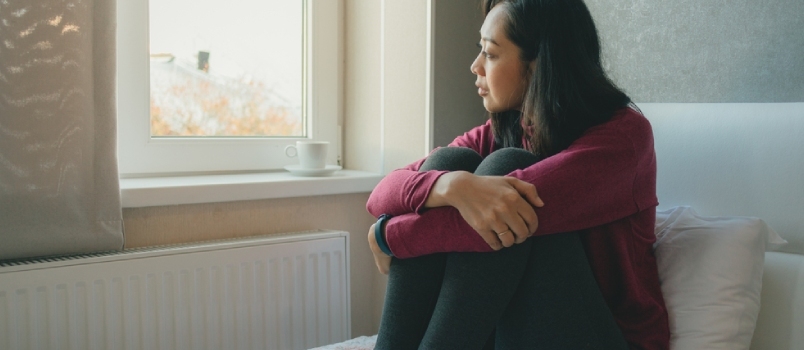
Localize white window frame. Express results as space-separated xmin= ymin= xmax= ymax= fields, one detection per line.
xmin=116 ymin=0 xmax=342 ymax=177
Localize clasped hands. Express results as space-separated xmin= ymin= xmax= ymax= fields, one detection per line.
xmin=368 ymin=171 xmax=543 ymax=275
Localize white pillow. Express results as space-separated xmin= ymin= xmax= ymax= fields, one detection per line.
xmin=654 ymin=206 xmax=786 ymax=350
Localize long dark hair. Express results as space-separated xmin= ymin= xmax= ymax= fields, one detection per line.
xmin=484 ymin=0 xmax=631 ymax=157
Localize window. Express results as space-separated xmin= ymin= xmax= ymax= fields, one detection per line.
xmin=117 ymin=0 xmax=342 ymax=176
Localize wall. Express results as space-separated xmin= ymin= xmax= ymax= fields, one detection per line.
xmin=585 ymin=0 xmax=804 ymax=102
xmin=380 ymin=0 xmax=431 ymax=173
xmin=343 ymin=1 xmax=381 ymax=173
xmin=343 ymin=1 xmax=431 ymax=174
xmin=432 ymin=0 xmax=487 ymax=147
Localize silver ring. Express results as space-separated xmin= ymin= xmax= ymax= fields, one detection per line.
xmin=497 ymin=230 xmax=511 ymax=237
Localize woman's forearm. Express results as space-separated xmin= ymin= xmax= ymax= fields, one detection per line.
xmin=384 ymin=209 xmax=495 ymax=259
xmin=421 ymin=171 xmax=470 ymax=209
xmin=366 ymin=168 xmax=447 ymax=217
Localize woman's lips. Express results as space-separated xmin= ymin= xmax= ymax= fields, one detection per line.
xmin=477 ymin=87 xmax=489 ymax=96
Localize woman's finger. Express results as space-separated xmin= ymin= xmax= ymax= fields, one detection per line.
xmin=495 ymin=190 xmax=536 ymax=244
xmin=500 ymin=212 xmax=529 ymax=245
xmin=508 ymin=178 xmax=544 ymax=207
xmin=495 ymin=227 xmax=516 ymax=248
xmin=516 ymin=199 xmax=539 ymax=237
xmin=510 ymin=221 xmax=530 ymax=244
xmin=479 ymin=230 xmax=504 ymax=251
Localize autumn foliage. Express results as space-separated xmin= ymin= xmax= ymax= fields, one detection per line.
xmin=150 ymin=74 xmax=302 ymax=137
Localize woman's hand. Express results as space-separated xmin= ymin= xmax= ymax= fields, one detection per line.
xmin=368 ymin=223 xmax=392 ymax=275
xmin=424 ymin=171 xmax=543 ymax=249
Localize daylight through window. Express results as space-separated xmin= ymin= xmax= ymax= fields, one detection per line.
xmin=148 ymin=0 xmax=304 ymax=137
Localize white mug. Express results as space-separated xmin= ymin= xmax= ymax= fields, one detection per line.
xmin=284 ymin=141 xmax=328 ymax=169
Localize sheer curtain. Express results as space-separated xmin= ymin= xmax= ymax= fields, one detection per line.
xmin=0 ymin=0 xmax=124 ymax=260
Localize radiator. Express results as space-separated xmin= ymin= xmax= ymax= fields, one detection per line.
xmin=0 ymin=230 xmax=351 ymax=350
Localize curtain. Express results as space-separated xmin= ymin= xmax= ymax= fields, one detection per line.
xmin=0 ymin=0 xmax=124 ymax=260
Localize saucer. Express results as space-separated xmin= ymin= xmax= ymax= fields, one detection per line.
xmin=284 ymin=164 xmax=342 ymax=177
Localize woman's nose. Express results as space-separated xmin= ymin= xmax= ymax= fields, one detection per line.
xmin=470 ymin=54 xmax=483 ymax=76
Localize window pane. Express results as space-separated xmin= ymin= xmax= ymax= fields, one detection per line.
xmin=148 ymin=0 xmax=304 ymax=137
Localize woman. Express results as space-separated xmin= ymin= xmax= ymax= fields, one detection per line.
xmin=366 ymin=0 xmax=669 ymax=349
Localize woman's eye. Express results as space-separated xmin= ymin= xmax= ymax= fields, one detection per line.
xmin=477 ymin=42 xmax=493 ymax=59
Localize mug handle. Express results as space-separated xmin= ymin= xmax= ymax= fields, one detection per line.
xmin=284 ymin=145 xmax=298 ymax=158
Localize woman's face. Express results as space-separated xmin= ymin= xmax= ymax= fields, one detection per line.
xmin=471 ymin=4 xmax=530 ymax=113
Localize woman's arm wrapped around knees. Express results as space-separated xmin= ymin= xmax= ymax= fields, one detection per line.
xmin=382 ymin=111 xmax=656 ymax=259
xmin=371 ymin=145 xmax=545 ymax=257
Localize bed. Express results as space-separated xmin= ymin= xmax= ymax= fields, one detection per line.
xmin=321 ymin=103 xmax=804 ymax=349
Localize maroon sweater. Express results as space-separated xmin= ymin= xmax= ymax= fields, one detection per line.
xmin=366 ymin=108 xmax=670 ymax=349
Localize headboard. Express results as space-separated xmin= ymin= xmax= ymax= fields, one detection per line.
xmin=644 ymin=102 xmax=804 ymax=349
xmin=643 ymin=103 xmax=804 ymax=255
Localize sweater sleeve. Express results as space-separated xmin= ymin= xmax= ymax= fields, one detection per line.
xmin=384 ymin=111 xmax=657 ymax=259
xmin=365 ymin=120 xmax=494 ymax=217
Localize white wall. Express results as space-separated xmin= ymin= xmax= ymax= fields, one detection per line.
xmin=432 ymin=0 xmax=487 ymax=147
xmin=344 ymin=0 xmax=431 ymax=175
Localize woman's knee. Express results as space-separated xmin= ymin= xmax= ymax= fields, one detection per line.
xmin=474 ymin=148 xmax=541 ymax=176
xmin=420 ymin=147 xmax=483 ymax=172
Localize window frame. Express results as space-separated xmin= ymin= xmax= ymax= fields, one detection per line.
xmin=116 ymin=0 xmax=342 ymax=177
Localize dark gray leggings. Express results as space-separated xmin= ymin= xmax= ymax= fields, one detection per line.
xmin=375 ymin=147 xmax=628 ymax=350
